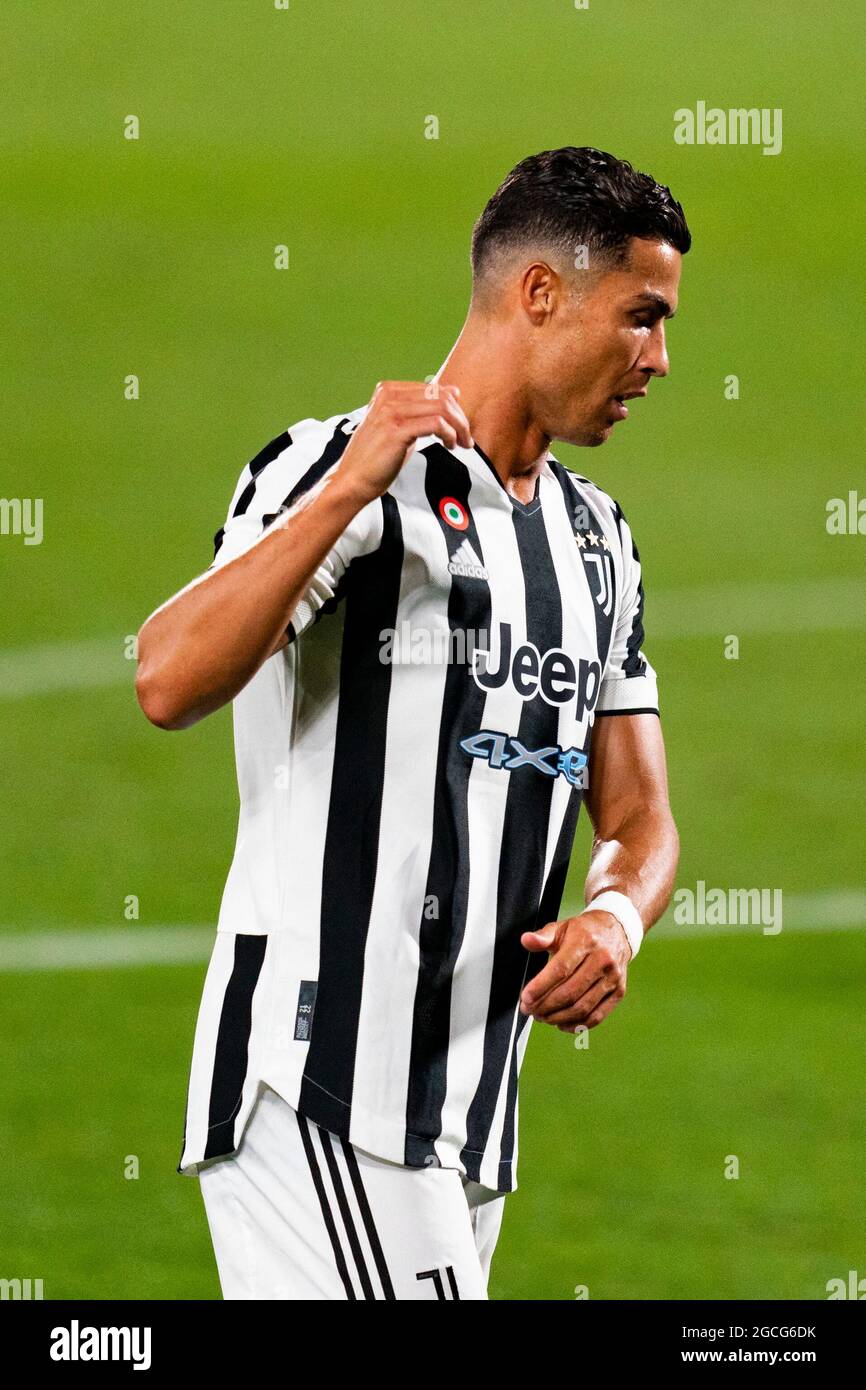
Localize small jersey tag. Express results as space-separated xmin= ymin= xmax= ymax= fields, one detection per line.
xmin=294 ymin=981 xmax=318 ymax=1041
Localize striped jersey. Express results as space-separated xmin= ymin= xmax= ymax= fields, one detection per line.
xmin=179 ymin=404 xmax=659 ymax=1193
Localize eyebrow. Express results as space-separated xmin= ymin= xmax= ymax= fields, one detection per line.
xmin=632 ymin=292 xmax=677 ymax=320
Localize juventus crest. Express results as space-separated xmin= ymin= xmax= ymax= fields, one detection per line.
xmin=575 ymin=527 xmax=614 ymax=616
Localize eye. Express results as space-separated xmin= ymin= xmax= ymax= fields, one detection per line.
xmin=631 ymin=313 xmax=654 ymax=328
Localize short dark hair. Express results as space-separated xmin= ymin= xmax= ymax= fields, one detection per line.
xmin=470 ymin=146 xmax=691 ymax=284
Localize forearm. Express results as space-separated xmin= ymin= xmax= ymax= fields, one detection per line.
xmin=583 ymin=802 xmax=679 ymax=933
xmin=135 ymin=470 xmax=371 ymax=730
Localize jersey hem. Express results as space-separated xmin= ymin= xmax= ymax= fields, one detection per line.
xmin=178 ymin=1069 xmax=519 ymax=1194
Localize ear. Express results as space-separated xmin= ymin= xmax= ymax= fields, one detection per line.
xmin=520 ymin=261 xmax=561 ymax=324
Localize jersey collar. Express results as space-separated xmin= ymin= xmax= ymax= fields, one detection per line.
xmin=445 ymin=439 xmax=554 ymax=514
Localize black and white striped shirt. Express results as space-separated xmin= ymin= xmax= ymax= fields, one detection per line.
xmin=179 ymin=405 xmax=659 ymax=1192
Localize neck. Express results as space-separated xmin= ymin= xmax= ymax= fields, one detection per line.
xmin=433 ymin=313 xmax=552 ymax=496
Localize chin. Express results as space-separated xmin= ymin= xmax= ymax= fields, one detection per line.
xmin=559 ymin=424 xmax=610 ymax=448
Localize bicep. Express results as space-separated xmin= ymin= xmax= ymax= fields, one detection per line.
xmin=584 ymin=712 xmax=672 ymax=840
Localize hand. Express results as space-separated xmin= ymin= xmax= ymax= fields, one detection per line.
xmin=519 ymin=909 xmax=630 ymax=1033
xmin=333 ymin=380 xmax=473 ymax=504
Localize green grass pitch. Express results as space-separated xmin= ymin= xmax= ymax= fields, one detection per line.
xmin=1 ymin=1 xmax=863 ymax=1298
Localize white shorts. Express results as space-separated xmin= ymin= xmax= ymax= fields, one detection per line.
xmin=198 ymin=1083 xmax=507 ymax=1300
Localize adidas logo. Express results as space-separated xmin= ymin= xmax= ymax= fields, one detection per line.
xmin=448 ymin=539 xmax=489 ymax=580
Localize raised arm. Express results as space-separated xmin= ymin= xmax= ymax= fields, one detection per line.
xmin=134 ymin=382 xmax=472 ymax=731
xmin=135 ymin=467 xmax=370 ymax=731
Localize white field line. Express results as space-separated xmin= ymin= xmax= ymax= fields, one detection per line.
xmin=1 ymin=891 xmax=864 ymax=972
xmin=0 ymin=638 xmax=129 ymax=698
xmin=1 ymin=577 xmax=865 ymax=698
xmin=650 ymin=577 xmax=866 ymax=640
xmin=0 ymin=926 xmax=215 ymax=972
xmin=576 ymin=888 xmax=866 ymax=940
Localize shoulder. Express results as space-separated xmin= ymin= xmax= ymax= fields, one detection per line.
xmin=213 ymin=404 xmax=376 ymax=562
xmin=546 ymin=453 xmax=631 ymax=554
xmin=223 ymin=406 xmax=367 ymax=507
xmin=248 ymin=406 xmax=367 ymax=480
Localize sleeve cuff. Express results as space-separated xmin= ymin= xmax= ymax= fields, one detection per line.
xmin=596 ymin=671 xmax=659 ymax=714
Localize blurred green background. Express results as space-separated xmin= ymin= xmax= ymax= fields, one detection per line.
xmin=1 ymin=0 xmax=863 ymax=1299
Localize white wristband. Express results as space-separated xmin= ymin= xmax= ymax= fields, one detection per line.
xmin=587 ymin=890 xmax=645 ymax=960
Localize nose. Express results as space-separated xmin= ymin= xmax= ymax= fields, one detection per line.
xmin=641 ymin=321 xmax=670 ymax=378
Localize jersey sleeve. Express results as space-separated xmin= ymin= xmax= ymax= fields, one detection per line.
xmin=596 ymin=504 xmax=660 ymax=716
xmin=209 ymin=415 xmax=383 ymax=642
